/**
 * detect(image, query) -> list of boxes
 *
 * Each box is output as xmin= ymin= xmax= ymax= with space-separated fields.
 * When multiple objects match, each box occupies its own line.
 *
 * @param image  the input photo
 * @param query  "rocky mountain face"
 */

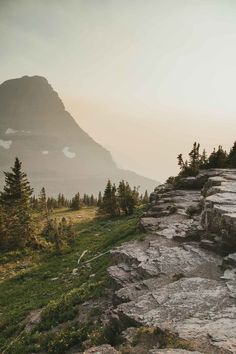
xmin=0 ymin=76 xmax=157 ymax=196
xmin=103 ymin=169 xmax=236 ymax=354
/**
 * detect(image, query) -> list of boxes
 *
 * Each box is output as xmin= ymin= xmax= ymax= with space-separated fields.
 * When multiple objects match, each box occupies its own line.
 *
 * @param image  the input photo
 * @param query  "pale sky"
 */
xmin=1 ymin=0 xmax=236 ymax=181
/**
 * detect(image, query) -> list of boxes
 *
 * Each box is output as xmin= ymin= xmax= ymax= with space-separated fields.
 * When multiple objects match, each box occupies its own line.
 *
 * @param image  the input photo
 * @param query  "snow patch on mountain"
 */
xmin=5 ymin=128 xmax=31 ymax=135
xmin=0 ymin=139 xmax=12 ymax=149
xmin=5 ymin=128 xmax=17 ymax=134
xmin=62 ymin=147 xmax=76 ymax=159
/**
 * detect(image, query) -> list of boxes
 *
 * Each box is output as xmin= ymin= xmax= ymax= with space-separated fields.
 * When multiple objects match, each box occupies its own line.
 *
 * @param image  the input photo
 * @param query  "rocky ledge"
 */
xmin=108 ymin=169 xmax=236 ymax=354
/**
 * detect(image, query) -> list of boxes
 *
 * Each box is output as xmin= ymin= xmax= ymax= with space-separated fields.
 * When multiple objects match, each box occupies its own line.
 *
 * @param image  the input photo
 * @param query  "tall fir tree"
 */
xmin=117 ymin=180 xmax=137 ymax=215
xmin=227 ymin=141 xmax=236 ymax=168
xmin=0 ymin=157 xmax=36 ymax=249
xmin=142 ymin=190 xmax=149 ymax=204
xmin=117 ymin=180 xmax=128 ymax=214
xmin=71 ymin=193 xmax=81 ymax=210
xmin=39 ymin=187 xmax=48 ymax=216
xmin=199 ymin=149 xmax=208 ymax=169
xmin=102 ymin=180 xmax=119 ymax=216
xmin=188 ymin=142 xmax=200 ymax=173
xmin=97 ymin=191 xmax=102 ymax=208
xmin=208 ymin=146 xmax=227 ymax=168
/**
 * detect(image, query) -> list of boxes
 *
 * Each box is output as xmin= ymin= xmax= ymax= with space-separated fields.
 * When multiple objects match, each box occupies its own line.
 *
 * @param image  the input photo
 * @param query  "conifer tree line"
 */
xmin=99 ymin=179 xmax=149 ymax=217
xmin=177 ymin=141 xmax=236 ymax=177
xmin=31 ymin=191 xmax=99 ymax=211
xmin=0 ymin=157 xmax=150 ymax=251
xmin=0 ymin=158 xmax=81 ymax=251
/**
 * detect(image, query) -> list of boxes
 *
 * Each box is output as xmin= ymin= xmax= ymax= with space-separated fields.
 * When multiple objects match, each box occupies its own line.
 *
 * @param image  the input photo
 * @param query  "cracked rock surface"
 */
xmin=108 ymin=169 xmax=236 ymax=353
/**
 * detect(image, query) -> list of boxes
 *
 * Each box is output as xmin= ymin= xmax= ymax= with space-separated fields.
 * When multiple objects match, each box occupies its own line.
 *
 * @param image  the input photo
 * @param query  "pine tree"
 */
xmin=97 ymin=191 xmax=102 ymax=208
xmin=90 ymin=194 xmax=94 ymax=206
xmin=177 ymin=154 xmax=185 ymax=170
xmin=142 ymin=190 xmax=149 ymax=204
xmin=188 ymin=142 xmax=200 ymax=172
xmin=208 ymin=146 xmax=227 ymax=168
xmin=227 ymin=141 xmax=236 ymax=167
xmin=117 ymin=181 xmax=137 ymax=215
xmin=0 ymin=157 xmax=36 ymax=249
xmin=199 ymin=149 xmax=208 ymax=169
xmin=125 ymin=182 xmax=136 ymax=215
xmin=111 ymin=184 xmax=119 ymax=216
xmin=133 ymin=186 xmax=140 ymax=204
xmin=39 ymin=187 xmax=48 ymax=216
xmin=71 ymin=193 xmax=81 ymax=210
xmin=117 ymin=180 xmax=128 ymax=214
xmin=101 ymin=180 xmax=119 ymax=216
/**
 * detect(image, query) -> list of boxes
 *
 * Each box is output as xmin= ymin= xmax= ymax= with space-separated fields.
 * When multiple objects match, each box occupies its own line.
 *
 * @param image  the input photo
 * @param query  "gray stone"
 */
xmin=149 ymin=350 xmax=202 ymax=354
xmin=83 ymin=344 xmax=120 ymax=353
xmin=109 ymin=237 xmax=221 ymax=286
xmin=117 ymin=278 xmax=236 ymax=352
xmin=108 ymin=169 xmax=236 ymax=353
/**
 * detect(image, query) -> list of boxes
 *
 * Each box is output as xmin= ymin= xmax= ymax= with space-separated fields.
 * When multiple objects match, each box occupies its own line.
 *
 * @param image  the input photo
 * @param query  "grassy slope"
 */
xmin=0 ymin=207 xmax=144 ymax=354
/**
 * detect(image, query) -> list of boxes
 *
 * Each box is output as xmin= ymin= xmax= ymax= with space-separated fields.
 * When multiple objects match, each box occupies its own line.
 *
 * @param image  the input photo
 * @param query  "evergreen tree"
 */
xmin=142 ymin=190 xmax=149 ymax=204
xmin=71 ymin=193 xmax=81 ymax=210
xmin=0 ymin=157 xmax=36 ymax=249
xmin=117 ymin=180 xmax=136 ymax=215
xmin=97 ymin=191 xmax=102 ymax=208
xmin=208 ymin=146 xmax=227 ymax=168
xmin=111 ymin=184 xmax=119 ymax=216
xmin=199 ymin=149 xmax=208 ymax=169
xmin=102 ymin=180 xmax=119 ymax=216
xmin=57 ymin=193 xmax=66 ymax=208
xmin=126 ymin=183 xmax=136 ymax=215
xmin=117 ymin=180 xmax=128 ymax=214
xmin=227 ymin=141 xmax=236 ymax=167
xmin=177 ymin=154 xmax=185 ymax=170
xmin=39 ymin=187 xmax=48 ymax=216
xmin=90 ymin=194 xmax=94 ymax=206
xmin=188 ymin=142 xmax=200 ymax=174
xmin=31 ymin=195 xmax=39 ymax=210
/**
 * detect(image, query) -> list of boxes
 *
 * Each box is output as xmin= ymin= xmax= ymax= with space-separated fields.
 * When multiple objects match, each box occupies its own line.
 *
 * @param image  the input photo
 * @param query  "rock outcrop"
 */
xmin=83 ymin=344 xmax=120 ymax=353
xmin=108 ymin=169 xmax=236 ymax=354
xmin=150 ymin=351 xmax=202 ymax=354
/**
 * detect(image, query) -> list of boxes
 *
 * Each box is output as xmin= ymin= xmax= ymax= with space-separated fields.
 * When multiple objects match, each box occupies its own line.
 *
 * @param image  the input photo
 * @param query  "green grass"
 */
xmin=0 ymin=206 xmax=145 ymax=354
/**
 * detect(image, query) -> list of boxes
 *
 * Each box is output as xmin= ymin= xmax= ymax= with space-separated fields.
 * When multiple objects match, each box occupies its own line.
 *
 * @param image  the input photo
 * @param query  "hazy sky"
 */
xmin=1 ymin=0 xmax=236 ymax=181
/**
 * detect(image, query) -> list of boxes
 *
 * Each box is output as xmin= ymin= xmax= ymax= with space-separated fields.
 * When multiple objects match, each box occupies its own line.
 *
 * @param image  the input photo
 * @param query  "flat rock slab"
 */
xmin=109 ymin=237 xmax=221 ymax=285
xmin=117 ymin=277 xmax=236 ymax=353
xmin=142 ymin=189 xmax=202 ymax=238
xmin=84 ymin=344 xmax=120 ymax=353
xmin=150 ymin=350 xmax=202 ymax=354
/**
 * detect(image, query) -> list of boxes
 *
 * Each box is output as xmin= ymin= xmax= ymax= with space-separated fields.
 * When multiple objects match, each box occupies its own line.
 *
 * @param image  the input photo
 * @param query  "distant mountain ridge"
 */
xmin=0 ymin=75 xmax=157 ymax=196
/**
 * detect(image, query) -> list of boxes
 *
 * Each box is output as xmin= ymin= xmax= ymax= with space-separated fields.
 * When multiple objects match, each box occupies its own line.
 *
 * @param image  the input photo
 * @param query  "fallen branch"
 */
xmin=77 ymin=249 xmax=88 ymax=265
xmin=83 ymin=250 xmax=110 ymax=265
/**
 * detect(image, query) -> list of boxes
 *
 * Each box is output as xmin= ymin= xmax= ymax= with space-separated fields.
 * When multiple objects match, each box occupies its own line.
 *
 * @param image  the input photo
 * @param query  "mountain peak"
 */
xmin=0 ymin=76 xmax=157 ymax=196
xmin=2 ymin=75 xmax=50 ymax=89
xmin=0 ymin=75 xmax=65 ymax=130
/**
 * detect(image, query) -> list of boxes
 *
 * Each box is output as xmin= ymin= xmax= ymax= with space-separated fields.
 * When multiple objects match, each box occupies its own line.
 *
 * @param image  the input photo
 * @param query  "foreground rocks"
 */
xmin=150 ymin=350 xmax=202 ymax=354
xmin=107 ymin=169 xmax=236 ymax=354
xmin=83 ymin=344 xmax=120 ymax=353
